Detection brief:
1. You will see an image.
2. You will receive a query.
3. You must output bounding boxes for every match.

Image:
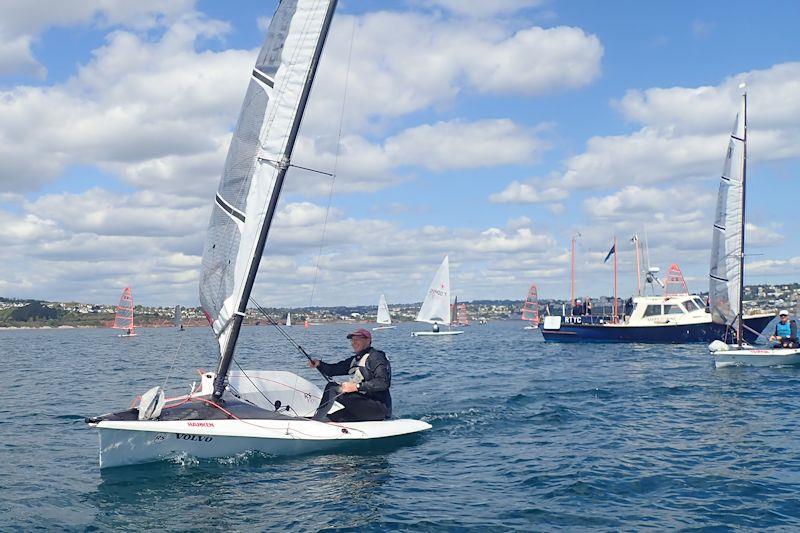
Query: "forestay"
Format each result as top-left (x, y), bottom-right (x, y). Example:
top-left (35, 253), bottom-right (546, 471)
top-left (199, 0), bottom-right (335, 359)
top-left (709, 95), bottom-right (745, 330)
top-left (416, 255), bottom-right (452, 325)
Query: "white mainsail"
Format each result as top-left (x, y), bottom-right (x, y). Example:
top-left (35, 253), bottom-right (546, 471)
top-left (199, 0), bottom-right (335, 368)
top-left (416, 255), bottom-right (452, 325)
top-left (173, 305), bottom-right (182, 329)
top-left (709, 93), bottom-right (746, 331)
top-left (377, 294), bottom-right (392, 325)
top-left (286, 312), bottom-right (292, 327)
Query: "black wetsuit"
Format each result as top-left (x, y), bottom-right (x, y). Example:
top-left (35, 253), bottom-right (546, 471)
top-left (316, 347), bottom-right (392, 422)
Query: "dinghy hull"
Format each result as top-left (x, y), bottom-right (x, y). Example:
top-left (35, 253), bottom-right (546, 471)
top-left (411, 330), bottom-right (463, 337)
top-left (712, 347), bottom-right (800, 368)
top-left (94, 418), bottom-right (431, 469)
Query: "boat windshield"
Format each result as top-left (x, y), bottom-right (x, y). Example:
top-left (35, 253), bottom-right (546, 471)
top-left (663, 304), bottom-right (685, 315)
top-left (684, 299), bottom-right (702, 312)
top-left (643, 305), bottom-right (662, 317)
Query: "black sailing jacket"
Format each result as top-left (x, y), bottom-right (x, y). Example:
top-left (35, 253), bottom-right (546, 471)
top-left (318, 347), bottom-right (392, 414)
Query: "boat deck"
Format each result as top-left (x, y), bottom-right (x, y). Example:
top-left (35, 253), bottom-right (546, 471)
top-left (86, 397), bottom-right (300, 423)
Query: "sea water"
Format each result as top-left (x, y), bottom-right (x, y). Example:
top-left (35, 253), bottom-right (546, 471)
top-left (2, 322), bottom-right (800, 530)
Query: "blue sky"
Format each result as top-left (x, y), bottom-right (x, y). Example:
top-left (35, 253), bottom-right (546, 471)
top-left (1, 0), bottom-right (799, 308)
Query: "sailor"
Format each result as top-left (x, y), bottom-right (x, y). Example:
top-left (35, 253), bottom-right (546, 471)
top-left (309, 328), bottom-right (392, 422)
top-left (769, 310), bottom-right (798, 348)
top-left (432, 322), bottom-right (440, 333)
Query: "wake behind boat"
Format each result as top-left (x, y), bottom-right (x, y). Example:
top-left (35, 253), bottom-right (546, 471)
top-left (86, 0), bottom-right (430, 469)
top-left (708, 87), bottom-right (800, 367)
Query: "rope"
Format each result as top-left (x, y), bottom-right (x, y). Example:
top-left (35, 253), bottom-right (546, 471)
top-left (249, 296), bottom-right (334, 383)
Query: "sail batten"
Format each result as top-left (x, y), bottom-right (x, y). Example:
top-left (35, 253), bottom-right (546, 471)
top-left (709, 94), bottom-right (746, 331)
top-left (198, 0), bottom-right (338, 396)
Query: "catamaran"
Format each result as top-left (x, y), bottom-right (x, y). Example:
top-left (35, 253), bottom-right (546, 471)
top-left (373, 294), bottom-right (396, 331)
top-left (86, 0), bottom-right (430, 469)
top-left (113, 287), bottom-right (137, 337)
top-left (708, 88), bottom-right (800, 367)
top-left (412, 255), bottom-right (464, 336)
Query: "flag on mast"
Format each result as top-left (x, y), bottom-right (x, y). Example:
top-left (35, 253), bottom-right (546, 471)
top-left (603, 243), bottom-right (616, 263)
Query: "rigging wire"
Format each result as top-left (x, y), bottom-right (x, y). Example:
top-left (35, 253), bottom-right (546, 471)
top-left (307, 17), bottom-right (357, 309)
top-left (250, 296), bottom-right (334, 383)
top-left (161, 327), bottom-right (187, 391)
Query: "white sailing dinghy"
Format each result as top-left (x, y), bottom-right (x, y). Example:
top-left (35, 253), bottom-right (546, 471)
top-left (708, 87), bottom-right (800, 368)
top-left (113, 287), bottom-right (137, 337)
top-left (412, 255), bottom-right (464, 337)
top-left (286, 312), bottom-right (292, 327)
top-left (373, 294), bottom-right (396, 331)
top-left (86, 0), bottom-right (430, 469)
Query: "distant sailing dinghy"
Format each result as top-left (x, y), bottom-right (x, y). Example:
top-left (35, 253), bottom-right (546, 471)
top-left (708, 87), bottom-right (800, 368)
top-left (412, 255), bottom-right (464, 337)
top-left (521, 284), bottom-right (539, 330)
top-left (373, 294), bottom-right (396, 331)
top-left (86, 0), bottom-right (430, 469)
top-left (113, 287), bottom-right (137, 337)
top-left (286, 312), bottom-right (292, 327)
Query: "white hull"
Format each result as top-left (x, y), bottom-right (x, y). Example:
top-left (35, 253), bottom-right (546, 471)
top-left (411, 330), bottom-right (463, 337)
top-left (712, 347), bottom-right (800, 368)
top-left (372, 325), bottom-right (397, 331)
top-left (117, 333), bottom-right (138, 337)
top-left (94, 418), bottom-right (430, 469)
top-left (523, 325), bottom-right (537, 330)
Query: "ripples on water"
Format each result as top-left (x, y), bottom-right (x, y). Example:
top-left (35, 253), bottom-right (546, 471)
top-left (2, 322), bottom-right (800, 530)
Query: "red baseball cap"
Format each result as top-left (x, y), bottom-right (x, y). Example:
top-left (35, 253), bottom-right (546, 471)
top-left (346, 328), bottom-right (372, 342)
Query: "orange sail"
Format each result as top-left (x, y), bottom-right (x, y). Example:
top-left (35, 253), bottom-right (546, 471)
top-left (521, 284), bottom-right (539, 326)
top-left (113, 287), bottom-right (135, 332)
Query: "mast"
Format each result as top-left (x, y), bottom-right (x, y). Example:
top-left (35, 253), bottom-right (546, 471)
top-left (212, 0), bottom-right (339, 399)
top-left (570, 232), bottom-right (580, 306)
top-left (613, 236), bottom-right (618, 323)
top-left (737, 88), bottom-right (747, 346)
top-left (633, 235), bottom-right (642, 296)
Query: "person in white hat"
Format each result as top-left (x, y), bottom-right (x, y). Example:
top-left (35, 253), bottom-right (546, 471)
top-left (769, 310), bottom-right (798, 348)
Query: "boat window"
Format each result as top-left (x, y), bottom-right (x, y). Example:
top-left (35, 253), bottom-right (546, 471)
top-left (663, 304), bottom-right (685, 315)
top-left (684, 299), bottom-right (701, 311)
top-left (643, 305), bottom-right (663, 317)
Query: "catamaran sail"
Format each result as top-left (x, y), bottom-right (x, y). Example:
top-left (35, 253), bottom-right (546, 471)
top-left (373, 294), bottom-right (396, 330)
top-left (87, 0), bottom-right (430, 469)
top-left (709, 94), bottom-right (746, 339)
top-left (413, 255), bottom-right (463, 336)
top-left (113, 287), bottom-right (136, 336)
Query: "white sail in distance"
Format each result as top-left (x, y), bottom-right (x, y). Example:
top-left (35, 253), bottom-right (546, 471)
top-left (199, 0), bottom-right (336, 359)
top-left (709, 93), bottom-right (746, 329)
top-left (377, 294), bottom-right (391, 325)
top-left (416, 255), bottom-right (452, 325)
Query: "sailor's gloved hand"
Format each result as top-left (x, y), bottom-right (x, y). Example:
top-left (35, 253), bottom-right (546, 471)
top-left (309, 359), bottom-right (321, 368)
top-left (339, 382), bottom-right (358, 394)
